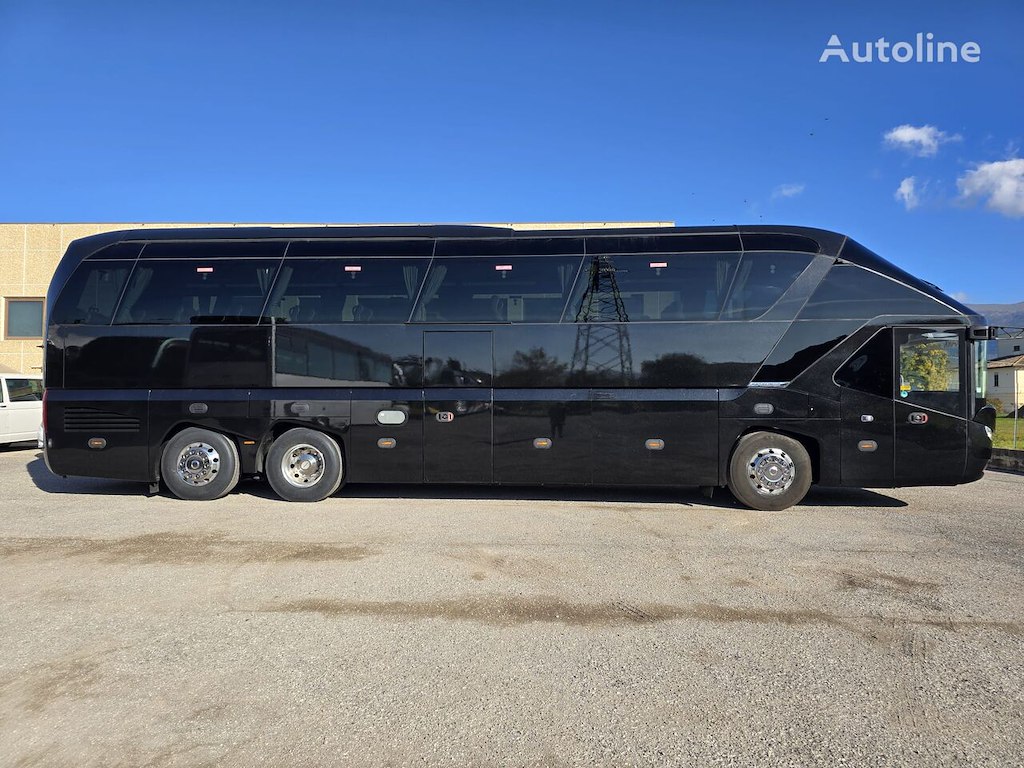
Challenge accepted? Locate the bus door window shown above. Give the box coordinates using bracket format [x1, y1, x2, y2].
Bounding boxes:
[897, 330, 964, 415]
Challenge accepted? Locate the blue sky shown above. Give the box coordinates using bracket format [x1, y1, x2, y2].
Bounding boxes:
[1, 1, 1021, 303]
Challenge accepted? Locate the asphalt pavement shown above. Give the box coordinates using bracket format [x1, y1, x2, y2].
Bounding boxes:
[1, 445, 1022, 766]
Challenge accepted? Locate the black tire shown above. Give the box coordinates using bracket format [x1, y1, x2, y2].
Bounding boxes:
[160, 427, 240, 501]
[265, 428, 344, 502]
[727, 432, 812, 511]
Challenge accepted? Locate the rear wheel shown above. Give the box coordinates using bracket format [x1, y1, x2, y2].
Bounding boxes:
[161, 428, 240, 501]
[727, 432, 812, 511]
[265, 428, 344, 502]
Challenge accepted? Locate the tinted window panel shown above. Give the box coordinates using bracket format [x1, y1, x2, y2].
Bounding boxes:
[84, 242, 143, 261]
[755, 319, 864, 383]
[799, 265, 955, 320]
[276, 330, 394, 384]
[568, 253, 740, 322]
[835, 329, 893, 398]
[838, 239, 970, 314]
[435, 237, 585, 257]
[413, 257, 583, 323]
[50, 262, 131, 325]
[113, 260, 280, 324]
[265, 258, 427, 324]
[287, 239, 434, 258]
[720, 252, 814, 320]
[6, 378, 43, 402]
[184, 327, 271, 387]
[139, 241, 285, 259]
[584, 234, 741, 254]
[740, 234, 820, 253]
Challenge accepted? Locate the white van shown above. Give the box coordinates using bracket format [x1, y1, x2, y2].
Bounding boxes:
[0, 373, 43, 447]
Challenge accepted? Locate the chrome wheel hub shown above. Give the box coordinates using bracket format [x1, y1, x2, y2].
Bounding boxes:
[748, 447, 795, 496]
[177, 442, 220, 486]
[281, 444, 325, 487]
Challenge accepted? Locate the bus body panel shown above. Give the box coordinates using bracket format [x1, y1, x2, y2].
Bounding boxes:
[493, 389, 591, 485]
[838, 388, 895, 487]
[44, 388, 150, 481]
[345, 390, 422, 484]
[40, 225, 993, 495]
[591, 389, 719, 486]
[149, 388, 257, 477]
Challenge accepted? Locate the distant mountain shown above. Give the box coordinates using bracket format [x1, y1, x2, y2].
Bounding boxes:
[970, 302, 1024, 329]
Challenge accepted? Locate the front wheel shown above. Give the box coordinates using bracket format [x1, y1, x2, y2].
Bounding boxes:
[727, 432, 812, 511]
[265, 428, 344, 502]
[160, 428, 240, 501]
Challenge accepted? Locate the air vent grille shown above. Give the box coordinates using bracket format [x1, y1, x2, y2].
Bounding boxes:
[63, 407, 141, 433]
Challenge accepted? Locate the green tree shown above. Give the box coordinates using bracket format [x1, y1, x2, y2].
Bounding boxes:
[900, 344, 953, 391]
[496, 347, 567, 387]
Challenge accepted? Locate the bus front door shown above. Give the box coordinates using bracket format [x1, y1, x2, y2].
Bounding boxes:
[894, 327, 968, 484]
[423, 332, 493, 483]
[837, 329, 895, 487]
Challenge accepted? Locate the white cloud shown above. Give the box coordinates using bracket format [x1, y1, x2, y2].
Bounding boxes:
[771, 183, 805, 200]
[884, 124, 962, 157]
[895, 177, 919, 210]
[951, 291, 970, 303]
[957, 159, 1024, 218]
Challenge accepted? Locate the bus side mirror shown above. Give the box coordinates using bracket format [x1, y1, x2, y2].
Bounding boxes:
[972, 404, 996, 430]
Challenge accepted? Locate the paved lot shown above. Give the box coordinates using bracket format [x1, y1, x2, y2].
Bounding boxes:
[1, 445, 1022, 767]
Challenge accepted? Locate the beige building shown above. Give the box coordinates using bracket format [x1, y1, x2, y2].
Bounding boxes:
[988, 354, 1024, 416]
[0, 221, 673, 374]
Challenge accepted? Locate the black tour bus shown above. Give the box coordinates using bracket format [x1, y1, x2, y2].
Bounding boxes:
[41, 225, 995, 510]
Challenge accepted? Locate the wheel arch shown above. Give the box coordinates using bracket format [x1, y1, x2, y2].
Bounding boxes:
[153, 421, 245, 482]
[728, 426, 821, 485]
[256, 421, 348, 475]
[156, 424, 242, 500]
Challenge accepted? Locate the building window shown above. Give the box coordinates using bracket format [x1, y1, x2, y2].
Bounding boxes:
[4, 298, 45, 339]
[1015, 344, 1021, 352]
[994, 374, 1000, 387]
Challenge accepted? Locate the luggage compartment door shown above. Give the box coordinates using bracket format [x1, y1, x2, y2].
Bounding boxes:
[591, 389, 718, 486]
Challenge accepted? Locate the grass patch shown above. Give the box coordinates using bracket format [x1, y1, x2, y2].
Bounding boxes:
[993, 416, 1023, 450]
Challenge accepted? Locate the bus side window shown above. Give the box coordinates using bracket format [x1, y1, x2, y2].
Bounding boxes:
[835, 329, 893, 398]
[567, 253, 741, 322]
[49, 262, 132, 325]
[263, 259, 427, 324]
[113, 259, 279, 324]
[412, 257, 582, 323]
[720, 252, 813, 320]
[799, 265, 956, 321]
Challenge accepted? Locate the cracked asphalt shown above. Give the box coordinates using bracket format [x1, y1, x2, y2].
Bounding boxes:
[1, 445, 1022, 766]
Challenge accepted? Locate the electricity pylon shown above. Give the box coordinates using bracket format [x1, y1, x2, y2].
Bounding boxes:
[570, 256, 634, 385]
